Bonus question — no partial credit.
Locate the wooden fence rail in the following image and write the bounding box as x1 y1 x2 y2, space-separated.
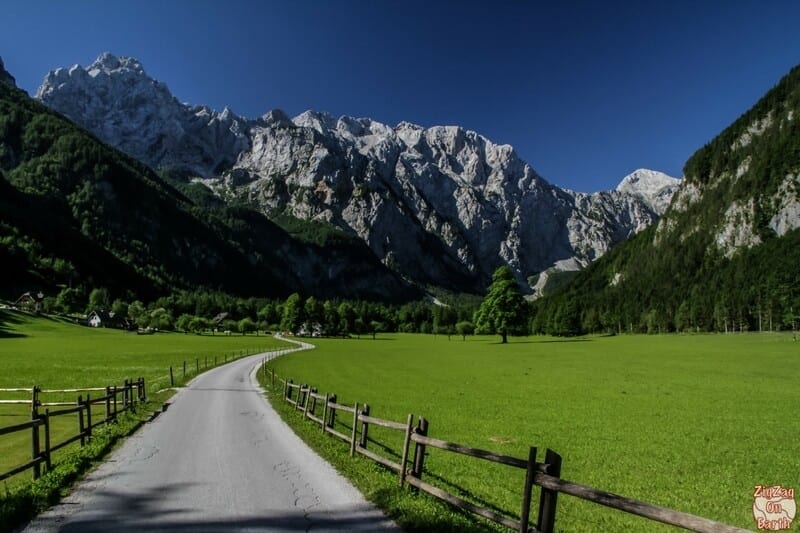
0 346 289 486
0 378 146 483
274 373 752 533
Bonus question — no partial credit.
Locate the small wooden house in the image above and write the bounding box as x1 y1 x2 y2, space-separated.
87 309 114 328
14 291 44 313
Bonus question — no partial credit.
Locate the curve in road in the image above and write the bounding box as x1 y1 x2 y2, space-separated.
23 338 398 532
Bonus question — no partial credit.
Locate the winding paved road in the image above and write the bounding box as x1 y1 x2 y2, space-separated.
23 340 398 532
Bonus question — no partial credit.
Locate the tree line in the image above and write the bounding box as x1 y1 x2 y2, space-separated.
35 287 486 339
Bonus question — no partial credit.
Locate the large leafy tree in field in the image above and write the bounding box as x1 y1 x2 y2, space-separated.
280 293 304 333
475 266 527 343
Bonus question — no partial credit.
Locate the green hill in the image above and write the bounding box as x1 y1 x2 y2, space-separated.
533 64 800 335
0 81 418 303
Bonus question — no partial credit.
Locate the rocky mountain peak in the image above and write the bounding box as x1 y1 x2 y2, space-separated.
261 109 294 128
0 56 16 87
89 52 145 76
616 168 681 214
292 110 338 132
36 53 250 177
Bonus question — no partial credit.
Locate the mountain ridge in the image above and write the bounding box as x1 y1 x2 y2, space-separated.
0 77 417 302
37 52 679 292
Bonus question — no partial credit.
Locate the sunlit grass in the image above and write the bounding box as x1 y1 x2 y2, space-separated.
0 308 289 486
264 332 799 531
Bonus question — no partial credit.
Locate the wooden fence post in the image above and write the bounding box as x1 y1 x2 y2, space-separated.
123 379 129 410
312 388 318 415
31 386 39 418
214 356 217 366
196 358 199 373
183 361 186 378
85 394 92 440
359 404 370 449
170 366 174 386
78 395 85 446
302 385 309 411
327 394 337 428
537 448 562 533
399 414 414 487
411 417 429 488
130 380 137 413
31 385 41 478
350 402 359 457
321 394 329 433
519 447 538 533
31 408 41 479
43 409 51 471
112 386 118 420
105 386 111 422
295 384 305 412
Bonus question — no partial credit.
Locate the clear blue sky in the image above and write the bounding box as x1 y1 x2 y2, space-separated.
2 0 799 191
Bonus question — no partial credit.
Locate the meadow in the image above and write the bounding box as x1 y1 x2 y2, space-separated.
263 332 799 532
0 309 288 486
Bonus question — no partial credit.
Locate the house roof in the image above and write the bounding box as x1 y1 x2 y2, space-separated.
88 309 115 321
15 291 44 304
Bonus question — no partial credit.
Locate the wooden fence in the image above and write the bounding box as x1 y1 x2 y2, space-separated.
0 378 146 483
162 348 290 388
275 374 751 533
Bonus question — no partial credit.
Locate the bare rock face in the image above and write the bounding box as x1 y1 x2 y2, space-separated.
0 56 16 87
616 168 681 214
37 54 679 292
223 114 674 289
36 53 249 178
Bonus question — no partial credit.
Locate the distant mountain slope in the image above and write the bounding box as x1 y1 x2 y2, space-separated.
0 57 15 87
532 64 800 335
37 53 679 293
0 78 417 302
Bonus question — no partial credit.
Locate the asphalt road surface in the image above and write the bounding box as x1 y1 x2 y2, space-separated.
22 340 398 532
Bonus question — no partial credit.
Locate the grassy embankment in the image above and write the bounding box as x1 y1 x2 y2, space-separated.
260 332 798 532
0 308 289 529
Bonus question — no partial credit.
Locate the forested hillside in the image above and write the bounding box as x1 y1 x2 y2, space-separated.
0 81 417 304
532 65 800 335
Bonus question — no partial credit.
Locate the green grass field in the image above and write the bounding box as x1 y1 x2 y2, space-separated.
0 309 289 487
264 333 799 532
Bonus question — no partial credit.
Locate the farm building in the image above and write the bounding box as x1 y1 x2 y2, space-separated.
86 309 126 328
14 291 45 313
